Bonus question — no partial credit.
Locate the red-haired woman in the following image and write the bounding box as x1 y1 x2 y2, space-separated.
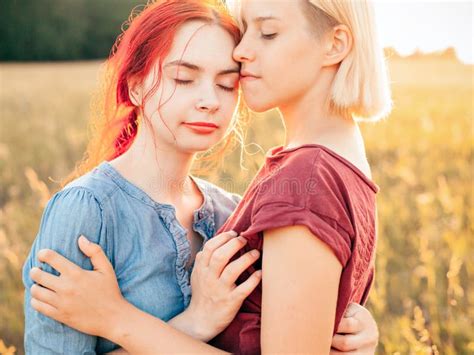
23 1 259 353
25 0 383 354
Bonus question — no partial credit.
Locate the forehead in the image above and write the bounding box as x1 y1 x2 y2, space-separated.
165 21 237 70
240 0 304 24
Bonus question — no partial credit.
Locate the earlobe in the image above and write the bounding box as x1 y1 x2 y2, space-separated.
323 24 352 66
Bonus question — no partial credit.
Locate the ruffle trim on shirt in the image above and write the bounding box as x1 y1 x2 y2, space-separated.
190 176 216 244
159 184 216 308
160 209 193 307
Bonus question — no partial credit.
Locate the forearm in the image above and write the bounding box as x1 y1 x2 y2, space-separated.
168 308 215 342
107 301 228 354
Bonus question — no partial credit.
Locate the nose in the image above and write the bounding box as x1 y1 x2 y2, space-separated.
196 85 220 113
233 37 255 63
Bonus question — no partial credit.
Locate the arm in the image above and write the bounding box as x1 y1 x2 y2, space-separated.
261 225 342 353
105 301 227 354
29 232 262 354
22 188 106 354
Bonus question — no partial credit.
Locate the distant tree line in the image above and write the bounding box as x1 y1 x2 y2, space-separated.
0 1 461 63
0 0 147 61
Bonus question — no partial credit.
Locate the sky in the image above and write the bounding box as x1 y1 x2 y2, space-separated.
373 0 472 64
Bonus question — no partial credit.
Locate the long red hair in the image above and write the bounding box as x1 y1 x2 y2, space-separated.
64 0 247 186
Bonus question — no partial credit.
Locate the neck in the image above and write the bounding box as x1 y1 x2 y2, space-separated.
110 124 196 205
278 67 357 149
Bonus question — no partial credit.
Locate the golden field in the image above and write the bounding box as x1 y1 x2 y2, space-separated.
0 56 472 354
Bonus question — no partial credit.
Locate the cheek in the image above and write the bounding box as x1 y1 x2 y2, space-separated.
269 45 319 94
263 37 314 79
146 88 192 123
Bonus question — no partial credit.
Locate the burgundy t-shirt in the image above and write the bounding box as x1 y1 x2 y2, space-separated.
209 144 379 355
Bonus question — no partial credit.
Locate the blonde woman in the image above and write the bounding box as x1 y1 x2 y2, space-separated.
28 0 388 353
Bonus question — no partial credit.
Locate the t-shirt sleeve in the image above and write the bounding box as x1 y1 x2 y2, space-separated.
241 151 353 267
242 202 351 267
22 187 108 354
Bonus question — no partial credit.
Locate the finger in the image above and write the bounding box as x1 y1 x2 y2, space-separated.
30 267 60 291
336 314 361 334
30 283 58 306
232 269 262 301
344 303 379 348
30 297 60 320
37 249 80 275
220 249 260 285
208 236 248 277
199 231 238 266
344 302 365 318
331 334 362 352
77 235 113 273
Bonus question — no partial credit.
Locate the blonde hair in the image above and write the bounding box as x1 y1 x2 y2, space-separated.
306 0 392 121
227 0 392 122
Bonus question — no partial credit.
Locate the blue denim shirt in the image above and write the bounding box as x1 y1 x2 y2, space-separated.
22 161 241 354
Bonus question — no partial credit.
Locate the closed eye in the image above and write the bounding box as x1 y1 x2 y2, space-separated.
261 33 277 40
217 84 236 92
174 79 193 85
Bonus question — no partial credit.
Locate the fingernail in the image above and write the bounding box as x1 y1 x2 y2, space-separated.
79 235 90 244
344 303 359 317
250 249 259 257
344 310 356 317
238 236 248 243
229 231 238 237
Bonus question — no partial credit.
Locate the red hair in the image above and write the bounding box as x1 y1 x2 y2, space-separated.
64 0 245 185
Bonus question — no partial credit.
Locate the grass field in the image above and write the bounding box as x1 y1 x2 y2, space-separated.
0 56 472 354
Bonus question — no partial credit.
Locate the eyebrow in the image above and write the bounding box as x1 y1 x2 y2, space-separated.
164 60 240 75
242 15 280 28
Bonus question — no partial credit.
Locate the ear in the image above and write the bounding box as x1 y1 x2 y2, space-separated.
128 79 143 107
322 24 353 66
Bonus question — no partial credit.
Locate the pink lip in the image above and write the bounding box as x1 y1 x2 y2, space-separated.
240 70 260 82
183 122 218 134
240 76 259 82
184 122 218 128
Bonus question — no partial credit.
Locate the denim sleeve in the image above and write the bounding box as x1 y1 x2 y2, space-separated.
22 187 108 355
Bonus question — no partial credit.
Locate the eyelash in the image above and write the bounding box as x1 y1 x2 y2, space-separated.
261 33 277 40
174 79 193 85
174 79 235 92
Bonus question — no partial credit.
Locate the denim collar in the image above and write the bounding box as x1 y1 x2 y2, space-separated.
97 161 215 241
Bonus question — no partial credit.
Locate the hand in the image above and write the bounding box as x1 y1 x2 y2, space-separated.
183 230 262 341
29 235 125 338
330 303 379 354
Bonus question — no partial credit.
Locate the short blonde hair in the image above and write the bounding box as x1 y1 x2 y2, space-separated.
228 0 392 122
307 0 392 121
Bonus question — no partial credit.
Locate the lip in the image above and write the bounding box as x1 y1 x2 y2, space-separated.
183 121 219 134
240 70 260 81
184 122 218 128
240 76 260 82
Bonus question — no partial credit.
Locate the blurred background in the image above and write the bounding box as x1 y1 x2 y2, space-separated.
0 0 472 354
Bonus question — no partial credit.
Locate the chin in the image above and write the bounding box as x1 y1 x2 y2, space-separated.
179 139 218 154
244 97 276 113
